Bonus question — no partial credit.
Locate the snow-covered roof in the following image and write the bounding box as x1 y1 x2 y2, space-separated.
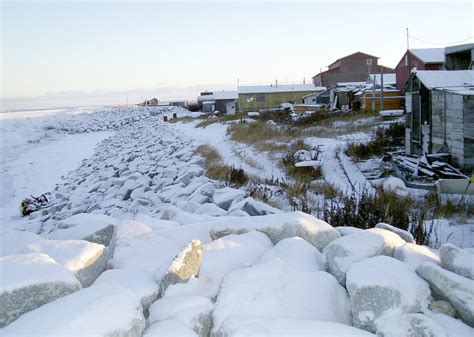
238 84 325 94
435 86 474 96
409 48 445 64
368 73 396 85
336 81 366 87
212 91 238 100
415 70 474 89
445 43 474 55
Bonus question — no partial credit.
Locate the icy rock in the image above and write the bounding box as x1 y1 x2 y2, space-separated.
324 229 405 285
92 269 159 314
109 220 180 278
210 211 340 250
1 230 107 287
375 223 415 243
212 187 246 211
213 317 376 337
212 259 352 333
336 226 364 236
259 236 326 272
164 273 223 301
175 167 204 186
176 200 201 213
144 319 198 337
394 243 440 270
1 283 145 336
133 214 180 231
346 256 431 333
48 213 117 246
159 205 216 225
194 203 227 217
227 209 249 217
228 197 282 216
0 253 81 327
439 243 474 280
160 240 203 294
416 262 474 326
148 295 213 336
200 231 273 276
425 310 474 337
383 176 409 197
429 300 457 317
162 166 178 179
375 313 448 337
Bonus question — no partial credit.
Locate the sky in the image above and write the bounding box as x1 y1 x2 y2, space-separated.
1 0 473 109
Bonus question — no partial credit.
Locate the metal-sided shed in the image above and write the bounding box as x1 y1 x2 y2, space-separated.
404 70 474 169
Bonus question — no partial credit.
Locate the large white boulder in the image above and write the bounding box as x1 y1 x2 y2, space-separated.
164 273 223 301
439 243 474 280
375 222 415 243
92 269 159 314
375 313 448 337
148 295 213 336
383 176 409 197
1 230 107 287
194 203 227 217
336 226 364 236
0 253 81 327
212 187 246 210
228 197 282 216
48 213 117 246
213 317 375 337
209 211 341 250
259 236 326 272
211 259 352 334
417 262 474 327
346 256 431 332
1 284 146 336
424 310 474 337
394 243 440 270
200 231 273 276
144 319 198 337
324 228 405 285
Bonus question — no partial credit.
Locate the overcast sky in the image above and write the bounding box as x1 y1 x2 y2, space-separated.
1 0 473 108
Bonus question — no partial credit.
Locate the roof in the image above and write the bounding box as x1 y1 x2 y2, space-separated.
409 48 445 64
415 70 474 89
337 81 366 87
238 84 325 94
434 86 474 96
368 73 396 85
445 43 474 55
211 91 238 100
328 51 379 68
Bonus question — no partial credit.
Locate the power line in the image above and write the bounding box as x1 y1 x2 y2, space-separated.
408 34 474 45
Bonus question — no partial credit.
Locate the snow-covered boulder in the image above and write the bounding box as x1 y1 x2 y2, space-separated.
211 259 352 334
425 310 474 337
159 205 216 224
92 269 159 314
200 231 273 276
336 226 364 236
164 273 223 301
346 256 431 332
0 253 81 327
160 240 203 294
194 203 227 217
394 243 440 270
212 187 245 211
439 243 474 280
144 319 198 337
1 284 145 336
228 197 282 216
48 213 117 246
213 317 375 337
375 313 448 337
383 177 409 197
258 237 326 272
324 228 405 285
209 211 340 250
148 295 213 336
417 262 474 326
109 220 180 279
375 223 415 243
1 230 107 287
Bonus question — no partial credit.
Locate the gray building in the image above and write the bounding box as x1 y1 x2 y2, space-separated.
445 43 474 70
404 70 474 169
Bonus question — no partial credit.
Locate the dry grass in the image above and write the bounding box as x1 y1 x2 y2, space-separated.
195 113 246 128
228 121 297 144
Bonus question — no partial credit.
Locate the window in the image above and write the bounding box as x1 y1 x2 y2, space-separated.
256 95 265 102
405 55 408 66
246 95 255 103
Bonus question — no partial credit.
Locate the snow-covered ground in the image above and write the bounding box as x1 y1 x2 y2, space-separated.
1 106 473 336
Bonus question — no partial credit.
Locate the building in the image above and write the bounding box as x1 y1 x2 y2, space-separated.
367 73 396 86
395 48 445 90
237 84 325 112
403 70 474 169
169 100 186 108
312 52 394 87
197 90 238 114
445 43 474 70
302 88 331 105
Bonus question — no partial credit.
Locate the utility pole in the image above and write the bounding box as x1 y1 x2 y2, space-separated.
380 65 384 112
406 28 411 78
372 74 376 113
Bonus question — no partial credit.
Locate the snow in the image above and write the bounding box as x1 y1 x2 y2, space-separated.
143 319 198 337
1 283 145 336
259 236 326 272
439 243 474 280
424 310 474 337
163 273 223 300
200 231 273 276
415 70 474 90
410 48 445 64
394 243 440 270
375 313 448 337
383 176 409 197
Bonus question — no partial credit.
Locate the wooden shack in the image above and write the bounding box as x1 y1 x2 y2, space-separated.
404 70 474 169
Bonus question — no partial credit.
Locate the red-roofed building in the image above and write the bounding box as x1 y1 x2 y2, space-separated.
395 48 445 89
